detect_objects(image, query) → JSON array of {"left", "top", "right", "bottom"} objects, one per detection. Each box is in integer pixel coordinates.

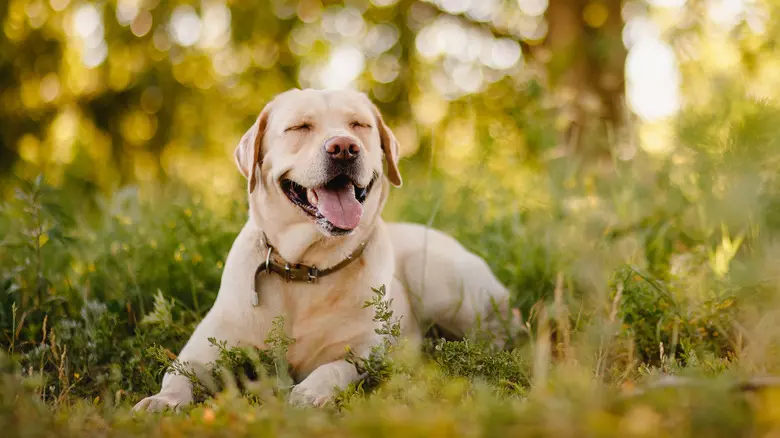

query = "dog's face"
[{"left": 234, "top": 89, "right": 402, "bottom": 237}]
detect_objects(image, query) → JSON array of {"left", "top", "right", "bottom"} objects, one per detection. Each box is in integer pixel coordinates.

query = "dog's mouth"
[{"left": 281, "top": 174, "right": 375, "bottom": 235}]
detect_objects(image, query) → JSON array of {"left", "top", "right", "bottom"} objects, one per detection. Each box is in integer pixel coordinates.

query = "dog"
[{"left": 133, "top": 88, "right": 519, "bottom": 411}]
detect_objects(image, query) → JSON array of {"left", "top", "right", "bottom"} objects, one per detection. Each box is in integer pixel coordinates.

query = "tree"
[{"left": 545, "top": 0, "right": 626, "bottom": 157}]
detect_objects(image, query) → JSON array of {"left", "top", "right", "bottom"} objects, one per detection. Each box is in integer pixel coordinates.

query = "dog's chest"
[{"left": 275, "top": 280, "right": 375, "bottom": 378}]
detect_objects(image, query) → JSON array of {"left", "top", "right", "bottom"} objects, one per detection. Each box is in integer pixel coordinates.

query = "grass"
[{"left": 4, "top": 95, "right": 780, "bottom": 437}]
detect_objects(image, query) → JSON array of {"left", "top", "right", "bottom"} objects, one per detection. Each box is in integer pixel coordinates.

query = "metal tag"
[{"left": 251, "top": 247, "right": 274, "bottom": 307}]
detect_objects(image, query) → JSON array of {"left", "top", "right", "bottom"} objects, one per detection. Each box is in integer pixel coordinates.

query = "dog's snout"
[{"left": 324, "top": 136, "right": 360, "bottom": 161}]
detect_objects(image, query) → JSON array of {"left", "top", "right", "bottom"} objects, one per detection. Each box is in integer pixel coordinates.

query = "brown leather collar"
[{"left": 251, "top": 233, "right": 370, "bottom": 306}]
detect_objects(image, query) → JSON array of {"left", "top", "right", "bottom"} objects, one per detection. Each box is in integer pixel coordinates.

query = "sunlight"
[
  {"left": 415, "top": 16, "right": 523, "bottom": 97},
  {"left": 437, "top": 0, "right": 471, "bottom": 14},
  {"left": 170, "top": 5, "right": 202, "bottom": 47},
  {"left": 467, "top": 0, "right": 501, "bottom": 22},
  {"left": 72, "top": 3, "right": 106, "bottom": 68},
  {"left": 624, "top": 0, "right": 754, "bottom": 121},
  {"left": 486, "top": 38, "right": 522, "bottom": 70},
  {"left": 645, "top": 0, "right": 687, "bottom": 7},
  {"left": 199, "top": 2, "right": 231, "bottom": 49},
  {"left": 72, "top": 4, "right": 101, "bottom": 41},
  {"left": 517, "top": 0, "right": 549, "bottom": 17},
  {"left": 115, "top": 0, "right": 139, "bottom": 26},
  {"left": 626, "top": 38, "right": 681, "bottom": 121},
  {"left": 319, "top": 45, "right": 365, "bottom": 90},
  {"left": 708, "top": 0, "right": 746, "bottom": 28}
]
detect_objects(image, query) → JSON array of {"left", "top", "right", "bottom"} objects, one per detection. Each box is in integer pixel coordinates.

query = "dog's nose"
[{"left": 324, "top": 136, "right": 360, "bottom": 161}]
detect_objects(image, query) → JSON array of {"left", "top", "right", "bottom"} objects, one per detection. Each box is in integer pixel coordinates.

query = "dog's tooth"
[{"left": 307, "top": 189, "right": 318, "bottom": 205}]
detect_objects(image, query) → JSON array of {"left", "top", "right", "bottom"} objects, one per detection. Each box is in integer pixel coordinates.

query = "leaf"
[
  {"left": 47, "top": 228, "right": 75, "bottom": 245},
  {"left": 140, "top": 290, "right": 176, "bottom": 326},
  {"left": 14, "top": 188, "right": 28, "bottom": 202},
  {"left": 42, "top": 201, "right": 75, "bottom": 227},
  {"left": 5, "top": 281, "right": 22, "bottom": 295}
]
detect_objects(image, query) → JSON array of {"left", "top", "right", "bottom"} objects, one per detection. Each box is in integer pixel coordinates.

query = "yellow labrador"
[{"left": 133, "top": 89, "right": 519, "bottom": 411}]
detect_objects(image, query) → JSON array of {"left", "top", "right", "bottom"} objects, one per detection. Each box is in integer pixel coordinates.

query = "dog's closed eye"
[
  {"left": 350, "top": 121, "right": 371, "bottom": 129},
  {"left": 286, "top": 122, "right": 313, "bottom": 132}
]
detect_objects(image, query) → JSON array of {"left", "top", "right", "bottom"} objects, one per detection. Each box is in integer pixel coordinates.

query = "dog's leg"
[
  {"left": 287, "top": 279, "right": 419, "bottom": 408},
  {"left": 133, "top": 308, "right": 236, "bottom": 412},
  {"left": 288, "top": 359, "right": 362, "bottom": 407},
  {"left": 388, "top": 223, "right": 524, "bottom": 348}
]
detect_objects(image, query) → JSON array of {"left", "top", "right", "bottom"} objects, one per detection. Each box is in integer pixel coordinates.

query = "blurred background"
[{"left": 2, "top": 0, "right": 778, "bottom": 199}]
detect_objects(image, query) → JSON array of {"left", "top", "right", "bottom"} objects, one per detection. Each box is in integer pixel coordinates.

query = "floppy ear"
[
  {"left": 234, "top": 106, "right": 271, "bottom": 193},
  {"left": 369, "top": 103, "right": 402, "bottom": 187}
]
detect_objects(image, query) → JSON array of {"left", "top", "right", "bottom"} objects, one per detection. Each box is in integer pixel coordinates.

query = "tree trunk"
[{"left": 545, "top": 0, "right": 627, "bottom": 158}]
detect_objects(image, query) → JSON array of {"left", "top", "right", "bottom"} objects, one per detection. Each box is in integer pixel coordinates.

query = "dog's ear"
[
  {"left": 234, "top": 105, "right": 271, "bottom": 193},
  {"left": 369, "top": 102, "right": 402, "bottom": 187}
]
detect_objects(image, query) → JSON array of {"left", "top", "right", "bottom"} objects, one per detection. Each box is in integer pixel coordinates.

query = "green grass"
[{"left": 4, "top": 96, "right": 780, "bottom": 437}]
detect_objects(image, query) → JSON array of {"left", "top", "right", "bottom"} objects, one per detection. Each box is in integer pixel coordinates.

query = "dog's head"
[{"left": 234, "top": 88, "right": 402, "bottom": 238}]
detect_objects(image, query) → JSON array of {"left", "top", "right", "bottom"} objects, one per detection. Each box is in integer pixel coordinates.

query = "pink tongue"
[{"left": 314, "top": 184, "right": 363, "bottom": 230}]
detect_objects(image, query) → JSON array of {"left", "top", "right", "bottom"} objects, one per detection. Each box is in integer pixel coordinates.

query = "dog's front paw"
[
  {"left": 132, "top": 391, "right": 193, "bottom": 413},
  {"left": 289, "top": 380, "right": 336, "bottom": 407}
]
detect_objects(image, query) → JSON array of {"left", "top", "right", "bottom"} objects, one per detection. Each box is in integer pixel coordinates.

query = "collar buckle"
[
  {"left": 307, "top": 267, "right": 318, "bottom": 284},
  {"left": 265, "top": 247, "right": 273, "bottom": 274},
  {"left": 251, "top": 247, "right": 274, "bottom": 307}
]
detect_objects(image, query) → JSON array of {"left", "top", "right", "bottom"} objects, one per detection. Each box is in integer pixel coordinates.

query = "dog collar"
[{"left": 251, "top": 233, "right": 369, "bottom": 306}]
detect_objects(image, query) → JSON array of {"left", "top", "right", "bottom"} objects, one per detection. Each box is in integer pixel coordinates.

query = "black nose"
[{"left": 324, "top": 136, "right": 361, "bottom": 161}]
